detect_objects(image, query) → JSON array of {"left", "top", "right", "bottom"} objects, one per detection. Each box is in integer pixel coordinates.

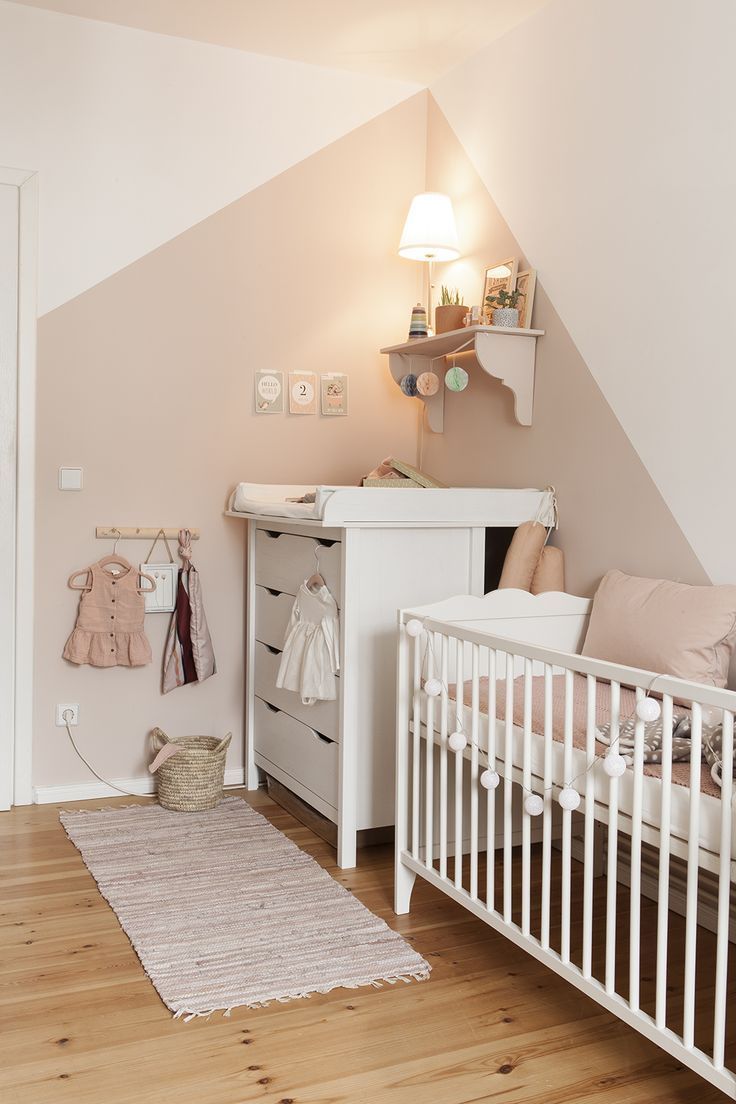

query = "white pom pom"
[
  {"left": 425, "top": 678, "right": 442, "bottom": 698},
  {"left": 480, "top": 768, "right": 500, "bottom": 790},
  {"left": 558, "top": 786, "right": 581, "bottom": 811},
  {"left": 603, "top": 752, "right": 627, "bottom": 778},
  {"left": 405, "top": 618, "right": 423, "bottom": 638},
  {"left": 636, "top": 697, "right": 661, "bottom": 723},
  {"left": 524, "top": 793, "right": 544, "bottom": 817},
  {"left": 448, "top": 731, "right": 467, "bottom": 752}
]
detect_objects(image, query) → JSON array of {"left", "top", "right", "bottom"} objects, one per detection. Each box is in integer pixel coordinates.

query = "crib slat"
[
  {"left": 522, "top": 658, "right": 533, "bottom": 936},
  {"left": 470, "top": 644, "right": 480, "bottom": 900},
  {"left": 628, "top": 689, "right": 645, "bottom": 1012},
  {"left": 503, "top": 656, "right": 514, "bottom": 924},
  {"left": 683, "top": 702, "right": 702, "bottom": 1049},
  {"left": 541, "top": 664, "right": 553, "bottom": 951},
  {"left": 438, "top": 635, "right": 449, "bottom": 880},
  {"left": 411, "top": 630, "right": 422, "bottom": 861},
  {"left": 454, "top": 638, "right": 464, "bottom": 890},
  {"left": 655, "top": 694, "right": 673, "bottom": 1029},
  {"left": 561, "top": 667, "right": 574, "bottom": 964},
  {"left": 424, "top": 635, "right": 435, "bottom": 871},
  {"left": 486, "top": 649, "right": 497, "bottom": 912},
  {"left": 582, "top": 674, "right": 596, "bottom": 979},
  {"left": 605, "top": 680, "right": 621, "bottom": 994},
  {"left": 713, "top": 708, "right": 733, "bottom": 1069}
]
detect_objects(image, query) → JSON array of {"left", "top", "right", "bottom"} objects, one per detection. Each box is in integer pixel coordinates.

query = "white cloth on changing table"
[{"left": 276, "top": 582, "right": 339, "bottom": 704}]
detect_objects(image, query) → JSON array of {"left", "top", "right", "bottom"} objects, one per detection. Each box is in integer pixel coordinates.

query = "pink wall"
[
  {"left": 418, "top": 97, "right": 706, "bottom": 596},
  {"left": 33, "top": 95, "right": 426, "bottom": 791}
]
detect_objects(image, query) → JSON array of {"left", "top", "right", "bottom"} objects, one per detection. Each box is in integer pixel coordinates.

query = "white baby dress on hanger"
[{"left": 276, "top": 581, "right": 339, "bottom": 704}]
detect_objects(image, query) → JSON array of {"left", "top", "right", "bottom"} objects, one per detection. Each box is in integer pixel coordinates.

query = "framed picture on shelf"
[
  {"left": 515, "top": 269, "right": 537, "bottom": 329},
  {"left": 481, "top": 257, "right": 518, "bottom": 320}
]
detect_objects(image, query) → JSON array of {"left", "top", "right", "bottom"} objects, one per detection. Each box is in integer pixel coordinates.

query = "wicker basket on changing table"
[{"left": 149, "top": 728, "right": 231, "bottom": 811}]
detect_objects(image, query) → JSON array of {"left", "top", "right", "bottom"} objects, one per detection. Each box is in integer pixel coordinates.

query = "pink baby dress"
[{"left": 63, "top": 557, "right": 154, "bottom": 668}]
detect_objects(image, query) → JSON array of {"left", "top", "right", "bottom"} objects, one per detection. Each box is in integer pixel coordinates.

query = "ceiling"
[{"left": 9, "top": 0, "right": 551, "bottom": 84}]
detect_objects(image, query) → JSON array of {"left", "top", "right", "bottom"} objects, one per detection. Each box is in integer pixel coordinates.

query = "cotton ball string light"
[
  {"left": 424, "top": 678, "right": 443, "bottom": 698},
  {"left": 405, "top": 618, "right": 424, "bottom": 638},
  {"left": 558, "top": 786, "right": 581, "bottom": 811},
  {"left": 636, "top": 696, "right": 661, "bottom": 723},
  {"left": 602, "top": 752, "right": 627, "bottom": 778},
  {"left": 480, "top": 768, "right": 500, "bottom": 790},
  {"left": 524, "top": 793, "right": 544, "bottom": 817},
  {"left": 399, "top": 373, "right": 418, "bottom": 397},
  {"left": 448, "top": 731, "right": 467, "bottom": 753},
  {"left": 701, "top": 705, "right": 721, "bottom": 727}
]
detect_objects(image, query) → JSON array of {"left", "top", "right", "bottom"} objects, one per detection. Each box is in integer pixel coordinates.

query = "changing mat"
[{"left": 228, "top": 483, "right": 350, "bottom": 520}]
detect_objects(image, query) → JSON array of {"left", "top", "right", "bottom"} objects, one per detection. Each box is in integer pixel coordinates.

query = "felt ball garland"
[{"left": 408, "top": 617, "right": 686, "bottom": 819}]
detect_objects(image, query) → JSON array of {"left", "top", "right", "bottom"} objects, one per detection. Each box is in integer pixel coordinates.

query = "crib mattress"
[
  {"left": 451, "top": 673, "right": 720, "bottom": 799},
  {"left": 419, "top": 673, "right": 727, "bottom": 856}
]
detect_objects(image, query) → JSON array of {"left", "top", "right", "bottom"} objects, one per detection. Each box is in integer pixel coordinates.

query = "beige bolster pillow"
[
  {"left": 531, "top": 545, "right": 565, "bottom": 594},
  {"left": 498, "top": 520, "right": 547, "bottom": 591}
]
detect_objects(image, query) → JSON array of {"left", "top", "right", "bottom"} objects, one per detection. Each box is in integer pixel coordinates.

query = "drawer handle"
[
  {"left": 312, "top": 731, "right": 333, "bottom": 745},
  {"left": 316, "top": 538, "right": 337, "bottom": 548},
  {"left": 264, "top": 530, "right": 283, "bottom": 540},
  {"left": 266, "top": 587, "right": 282, "bottom": 597},
  {"left": 264, "top": 702, "right": 280, "bottom": 714},
  {"left": 264, "top": 643, "right": 282, "bottom": 656}
]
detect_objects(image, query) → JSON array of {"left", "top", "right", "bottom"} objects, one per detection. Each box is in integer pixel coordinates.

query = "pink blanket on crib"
[{"left": 448, "top": 673, "right": 720, "bottom": 799}]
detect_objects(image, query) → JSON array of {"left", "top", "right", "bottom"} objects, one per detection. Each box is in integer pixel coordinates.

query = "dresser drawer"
[
  {"left": 254, "top": 696, "right": 338, "bottom": 811},
  {"left": 255, "top": 529, "right": 341, "bottom": 602},
  {"left": 254, "top": 639, "right": 339, "bottom": 741},
  {"left": 254, "top": 585, "right": 295, "bottom": 651}
]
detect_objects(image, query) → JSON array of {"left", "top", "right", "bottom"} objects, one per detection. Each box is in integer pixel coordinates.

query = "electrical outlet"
[{"left": 56, "top": 703, "right": 79, "bottom": 727}]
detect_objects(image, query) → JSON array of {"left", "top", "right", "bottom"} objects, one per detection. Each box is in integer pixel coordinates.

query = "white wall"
[
  {"left": 0, "top": 0, "right": 418, "bottom": 315},
  {"left": 432, "top": 0, "right": 736, "bottom": 582}
]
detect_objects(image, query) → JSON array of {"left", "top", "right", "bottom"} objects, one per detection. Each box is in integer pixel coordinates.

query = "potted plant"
[
  {"left": 435, "top": 287, "right": 467, "bottom": 334},
  {"left": 485, "top": 286, "right": 525, "bottom": 328}
]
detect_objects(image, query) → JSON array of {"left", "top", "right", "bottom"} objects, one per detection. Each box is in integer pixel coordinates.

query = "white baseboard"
[{"left": 33, "top": 768, "right": 246, "bottom": 805}]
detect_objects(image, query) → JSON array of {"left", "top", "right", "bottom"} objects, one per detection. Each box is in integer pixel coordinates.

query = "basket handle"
[
  {"left": 149, "top": 728, "right": 180, "bottom": 774},
  {"left": 214, "top": 732, "right": 232, "bottom": 755}
]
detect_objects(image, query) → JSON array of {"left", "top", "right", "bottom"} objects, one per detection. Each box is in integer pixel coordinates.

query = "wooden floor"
[{"left": 0, "top": 789, "right": 731, "bottom": 1104}]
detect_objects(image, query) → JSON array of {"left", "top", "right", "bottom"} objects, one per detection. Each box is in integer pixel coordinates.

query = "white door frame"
[{"left": 0, "top": 165, "right": 37, "bottom": 807}]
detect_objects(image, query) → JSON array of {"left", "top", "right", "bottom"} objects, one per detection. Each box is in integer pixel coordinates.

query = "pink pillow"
[{"left": 581, "top": 569, "right": 736, "bottom": 689}]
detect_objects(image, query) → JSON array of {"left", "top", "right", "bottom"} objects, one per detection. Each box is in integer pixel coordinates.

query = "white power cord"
[{"left": 62, "top": 709, "right": 147, "bottom": 798}]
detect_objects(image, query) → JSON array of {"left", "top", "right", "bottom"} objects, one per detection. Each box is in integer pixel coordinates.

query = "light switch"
[{"left": 58, "top": 467, "right": 83, "bottom": 491}]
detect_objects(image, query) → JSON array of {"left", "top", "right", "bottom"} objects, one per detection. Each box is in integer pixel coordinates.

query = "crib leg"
[{"left": 395, "top": 859, "right": 417, "bottom": 914}]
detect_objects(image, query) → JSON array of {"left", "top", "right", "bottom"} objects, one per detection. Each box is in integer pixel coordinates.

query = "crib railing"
[{"left": 395, "top": 614, "right": 735, "bottom": 1097}]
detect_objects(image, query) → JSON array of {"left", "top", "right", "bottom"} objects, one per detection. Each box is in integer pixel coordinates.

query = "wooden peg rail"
[{"left": 95, "top": 527, "right": 200, "bottom": 541}]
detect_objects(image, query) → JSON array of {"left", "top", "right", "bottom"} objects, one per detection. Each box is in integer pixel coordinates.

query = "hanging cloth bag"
[{"left": 162, "top": 529, "right": 216, "bottom": 693}]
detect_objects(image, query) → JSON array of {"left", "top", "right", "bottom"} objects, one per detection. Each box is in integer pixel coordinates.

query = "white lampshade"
[{"left": 399, "top": 192, "right": 459, "bottom": 261}]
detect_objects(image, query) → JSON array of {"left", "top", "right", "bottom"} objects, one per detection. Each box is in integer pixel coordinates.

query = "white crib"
[{"left": 395, "top": 590, "right": 735, "bottom": 1097}]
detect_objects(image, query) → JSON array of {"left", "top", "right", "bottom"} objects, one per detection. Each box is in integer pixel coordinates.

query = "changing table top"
[{"left": 225, "top": 484, "right": 556, "bottom": 529}]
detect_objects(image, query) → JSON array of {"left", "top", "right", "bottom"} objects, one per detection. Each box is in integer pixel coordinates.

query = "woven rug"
[{"left": 59, "top": 796, "right": 429, "bottom": 1019}]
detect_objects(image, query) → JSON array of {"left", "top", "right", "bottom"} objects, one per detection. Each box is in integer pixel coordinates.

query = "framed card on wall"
[
  {"left": 288, "top": 371, "right": 318, "bottom": 415},
  {"left": 255, "top": 370, "right": 284, "bottom": 414},
  {"left": 321, "top": 373, "right": 348, "bottom": 416}
]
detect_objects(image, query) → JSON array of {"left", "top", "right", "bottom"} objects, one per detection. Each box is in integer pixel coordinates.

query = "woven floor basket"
[{"left": 150, "top": 728, "right": 231, "bottom": 812}]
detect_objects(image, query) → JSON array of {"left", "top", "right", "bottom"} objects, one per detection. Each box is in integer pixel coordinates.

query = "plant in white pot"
[{"left": 485, "top": 286, "right": 525, "bottom": 328}]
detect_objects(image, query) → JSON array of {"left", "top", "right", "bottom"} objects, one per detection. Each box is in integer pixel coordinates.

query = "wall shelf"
[{"left": 380, "top": 324, "right": 544, "bottom": 432}]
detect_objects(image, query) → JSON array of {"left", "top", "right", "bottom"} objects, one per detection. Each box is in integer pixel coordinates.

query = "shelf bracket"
[{"left": 474, "top": 330, "right": 537, "bottom": 427}]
